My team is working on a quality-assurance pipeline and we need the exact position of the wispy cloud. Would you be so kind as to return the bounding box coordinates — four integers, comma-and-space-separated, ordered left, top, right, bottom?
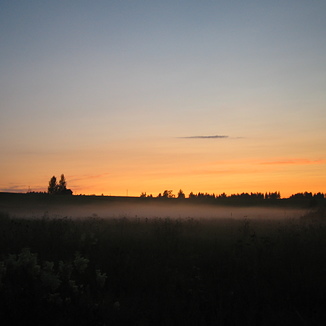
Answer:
68, 173, 112, 192
0, 185, 44, 193
259, 159, 326, 165
180, 135, 229, 139
69, 173, 111, 183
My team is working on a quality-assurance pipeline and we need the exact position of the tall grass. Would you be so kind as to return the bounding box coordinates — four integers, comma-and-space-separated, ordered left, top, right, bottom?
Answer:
0, 209, 326, 325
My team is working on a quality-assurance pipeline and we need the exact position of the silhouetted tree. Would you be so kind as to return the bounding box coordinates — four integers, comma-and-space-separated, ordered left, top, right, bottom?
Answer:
48, 176, 58, 194
188, 192, 196, 199
177, 189, 185, 199
162, 190, 174, 198
264, 191, 281, 200
48, 174, 72, 195
289, 192, 325, 207
57, 174, 67, 193
314, 193, 325, 200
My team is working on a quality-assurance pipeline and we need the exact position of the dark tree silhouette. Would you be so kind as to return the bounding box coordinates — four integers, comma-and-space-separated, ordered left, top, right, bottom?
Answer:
177, 189, 185, 199
57, 174, 67, 193
48, 176, 57, 194
188, 192, 196, 199
162, 190, 174, 198
264, 191, 281, 200
47, 174, 72, 195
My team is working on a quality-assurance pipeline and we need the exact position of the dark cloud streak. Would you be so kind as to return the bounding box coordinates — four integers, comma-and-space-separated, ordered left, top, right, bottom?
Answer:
179, 135, 229, 139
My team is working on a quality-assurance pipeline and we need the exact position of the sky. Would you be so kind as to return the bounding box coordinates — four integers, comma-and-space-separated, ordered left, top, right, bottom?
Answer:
1, 0, 326, 198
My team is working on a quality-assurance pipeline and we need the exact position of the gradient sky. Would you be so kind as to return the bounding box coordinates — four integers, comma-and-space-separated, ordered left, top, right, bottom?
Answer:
1, 0, 326, 197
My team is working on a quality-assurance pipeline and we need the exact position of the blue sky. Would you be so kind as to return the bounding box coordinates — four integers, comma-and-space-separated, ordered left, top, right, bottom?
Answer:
1, 1, 326, 196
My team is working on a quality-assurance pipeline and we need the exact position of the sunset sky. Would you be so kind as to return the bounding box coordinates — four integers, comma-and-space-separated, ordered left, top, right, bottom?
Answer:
1, 1, 325, 198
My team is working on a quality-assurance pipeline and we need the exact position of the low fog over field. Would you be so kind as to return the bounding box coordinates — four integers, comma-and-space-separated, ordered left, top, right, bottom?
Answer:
61, 203, 305, 220
4, 198, 306, 220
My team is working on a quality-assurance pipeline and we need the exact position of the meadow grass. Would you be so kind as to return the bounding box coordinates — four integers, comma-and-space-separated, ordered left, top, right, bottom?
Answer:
1, 208, 326, 325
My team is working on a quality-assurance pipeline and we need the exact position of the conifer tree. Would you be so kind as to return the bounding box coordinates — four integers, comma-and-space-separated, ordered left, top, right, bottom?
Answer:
57, 174, 67, 193
48, 176, 58, 194
177, 189, 185, 199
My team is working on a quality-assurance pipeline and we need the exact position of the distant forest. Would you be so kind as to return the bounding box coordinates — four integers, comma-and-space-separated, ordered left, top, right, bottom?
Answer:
140, 190, 325, 206
16, 174, 325, 207
22, 190, 325, 207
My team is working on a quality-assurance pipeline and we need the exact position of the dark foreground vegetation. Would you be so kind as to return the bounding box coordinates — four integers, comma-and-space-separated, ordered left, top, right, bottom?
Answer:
1, 204, 326, 326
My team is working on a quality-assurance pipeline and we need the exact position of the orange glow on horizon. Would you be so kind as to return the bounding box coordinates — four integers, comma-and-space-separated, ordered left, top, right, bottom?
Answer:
1, 136, 325, 199
64, 156, 325, 199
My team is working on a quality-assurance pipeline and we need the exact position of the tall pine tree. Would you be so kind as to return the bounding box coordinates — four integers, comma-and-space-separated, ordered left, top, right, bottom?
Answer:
57, 174, 67, 193
48, 176, 57, 194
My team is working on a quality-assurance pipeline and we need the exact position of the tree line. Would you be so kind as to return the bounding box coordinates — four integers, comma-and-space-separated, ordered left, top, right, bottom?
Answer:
140, 190, 325, 202
25, 175, 325, 203
141, 190, 282, 199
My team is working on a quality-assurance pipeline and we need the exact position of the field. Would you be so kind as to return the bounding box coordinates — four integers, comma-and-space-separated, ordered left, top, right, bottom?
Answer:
1, 194, 326, 325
